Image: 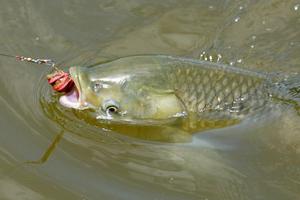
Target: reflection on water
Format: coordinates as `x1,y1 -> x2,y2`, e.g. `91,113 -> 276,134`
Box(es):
0,0 -> 300,199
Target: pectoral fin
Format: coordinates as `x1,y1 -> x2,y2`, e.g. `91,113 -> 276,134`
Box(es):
139,86 -> 187,119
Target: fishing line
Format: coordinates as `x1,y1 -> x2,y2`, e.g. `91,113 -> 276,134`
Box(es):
0,53 -> 15,58
0,52 -> 74,93
0,52 -> 58,69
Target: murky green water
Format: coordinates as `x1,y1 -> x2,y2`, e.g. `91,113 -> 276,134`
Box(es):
0,0 -> 300,199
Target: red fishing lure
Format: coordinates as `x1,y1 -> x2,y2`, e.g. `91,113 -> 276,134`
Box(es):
47,70 -> 74,93
7,54 -> 75,93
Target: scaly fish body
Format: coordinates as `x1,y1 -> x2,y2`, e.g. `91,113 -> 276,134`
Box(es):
164,58 -> 269,118
60,55 -> 283,133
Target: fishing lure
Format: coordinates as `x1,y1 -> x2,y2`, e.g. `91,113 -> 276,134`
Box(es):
0,53 -> 74,93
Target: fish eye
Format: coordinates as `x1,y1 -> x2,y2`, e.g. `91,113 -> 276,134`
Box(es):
106,105 -> 118,113
103,99 -> 120,114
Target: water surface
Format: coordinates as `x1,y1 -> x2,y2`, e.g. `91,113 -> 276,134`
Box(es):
0,0 -> 300,199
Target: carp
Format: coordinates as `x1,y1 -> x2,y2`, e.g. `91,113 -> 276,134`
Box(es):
58,55 -> 299,135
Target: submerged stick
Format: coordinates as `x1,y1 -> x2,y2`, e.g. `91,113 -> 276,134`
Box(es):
0,54 -> 72,164
25,130 -> 65,165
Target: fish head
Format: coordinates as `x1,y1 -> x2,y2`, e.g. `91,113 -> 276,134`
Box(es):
60,65 -> 186,124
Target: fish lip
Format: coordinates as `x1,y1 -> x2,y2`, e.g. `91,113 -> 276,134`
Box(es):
71,66 -> 90,109
59,66 -> 88,110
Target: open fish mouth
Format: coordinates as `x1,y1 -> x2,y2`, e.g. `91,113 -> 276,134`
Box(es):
59,87 -> 81,109
59,67 -> 87,110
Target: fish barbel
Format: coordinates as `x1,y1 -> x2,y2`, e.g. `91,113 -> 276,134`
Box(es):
59,55 -> 298,134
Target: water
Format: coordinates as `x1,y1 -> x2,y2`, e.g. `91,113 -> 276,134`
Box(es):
0,0 -> 300,199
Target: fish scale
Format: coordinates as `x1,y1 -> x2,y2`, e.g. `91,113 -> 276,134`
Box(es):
165,61 -> 268,119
